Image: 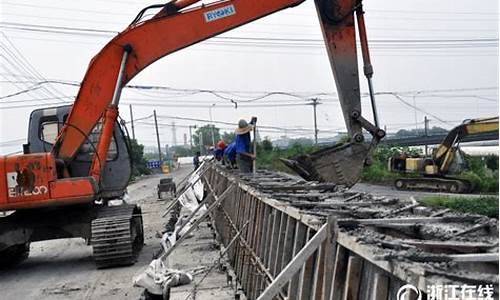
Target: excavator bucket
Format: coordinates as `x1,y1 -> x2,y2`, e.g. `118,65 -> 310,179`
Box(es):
280,142 -> 371,187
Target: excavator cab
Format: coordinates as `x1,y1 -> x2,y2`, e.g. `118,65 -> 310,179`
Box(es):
24,105 -> 132,200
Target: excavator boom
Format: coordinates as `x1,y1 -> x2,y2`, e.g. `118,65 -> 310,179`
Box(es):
53,0 -> 305,161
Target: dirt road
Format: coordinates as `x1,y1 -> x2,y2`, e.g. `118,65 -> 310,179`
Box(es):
0,166 -> 199,300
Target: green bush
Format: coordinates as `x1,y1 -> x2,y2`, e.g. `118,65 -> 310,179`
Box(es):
485,154 -> 499,171
256,141 -> 320,173
361,160 -> 399,183
420,196 -> 499,218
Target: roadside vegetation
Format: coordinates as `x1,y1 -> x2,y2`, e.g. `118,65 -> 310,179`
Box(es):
255,139 -> 320,172
129,138 -> 151,179
419,196 -> 499,218
361,146 -> 421,184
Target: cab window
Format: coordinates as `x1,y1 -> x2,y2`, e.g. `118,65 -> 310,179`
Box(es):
76,120 -> 118,162
40,121 -> 59,145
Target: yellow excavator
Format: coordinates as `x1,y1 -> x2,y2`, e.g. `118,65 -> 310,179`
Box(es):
388,117 -> 499,193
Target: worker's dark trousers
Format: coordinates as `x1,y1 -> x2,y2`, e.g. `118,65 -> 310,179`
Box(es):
236,154 -> 252,173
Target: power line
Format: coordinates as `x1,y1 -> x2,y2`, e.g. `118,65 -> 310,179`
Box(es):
2,2 -> 133,16
0,85 -> 43,100
1,21 -> 497,48
0,33 -> 69,103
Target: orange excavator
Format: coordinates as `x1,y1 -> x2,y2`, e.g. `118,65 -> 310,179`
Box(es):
0,0 -> 384,267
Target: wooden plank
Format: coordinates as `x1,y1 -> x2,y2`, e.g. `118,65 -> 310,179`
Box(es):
280,215 -> 297,296
256,223 -> 327,300
312,242 -> 325,300
397,239 -> 496,252
260,208 -> 275,293
251,196 -> 263,299
343,255 -> 363,300
290,201 -> 392,208
273,211 -> 288,276
449,253 -> 498,262
258,183 -> 338,191
272,192 -> 341,198
330,245 -> 348,300
322,215 -> 338,300
267,210 -> 282,276
256,204 -> 271,295
449,222 -> 489,238
372,272 -> 389,300
240,192 -> 252,291
379,203 -> 419,217
344,193 -> 362,202
231,187 -> 243,268
300,228 -> 317,300
244,195 -> 257,298
337,216 -> 479,227
288,221 -> 307,300
430,208 -> 450,217
357,261 -> 375,300
375,253 -> 499,263
250,198 -> 264,298
236,191 -> 250,282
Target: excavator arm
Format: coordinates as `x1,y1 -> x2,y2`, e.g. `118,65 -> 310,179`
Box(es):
52,0 -> 382,185
52,0 -> 308,161
434,116 -> 499,173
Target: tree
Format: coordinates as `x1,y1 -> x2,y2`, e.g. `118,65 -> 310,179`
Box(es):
395,126 -> 448,138
128,139 -> 151,177
168,145 -> 193,157
261,138 -> 273,151
192,124 -> 221,151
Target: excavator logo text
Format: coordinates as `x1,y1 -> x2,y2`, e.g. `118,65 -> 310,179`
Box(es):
204,5 -> 236,22
6,171 -> 48,198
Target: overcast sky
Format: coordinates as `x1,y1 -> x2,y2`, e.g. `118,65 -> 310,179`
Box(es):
0,0 -> 498,154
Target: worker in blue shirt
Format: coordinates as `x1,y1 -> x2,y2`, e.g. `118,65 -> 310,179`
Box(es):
223,141 -> 237,168
193,151 -> 200,170
234,119 -> 255,173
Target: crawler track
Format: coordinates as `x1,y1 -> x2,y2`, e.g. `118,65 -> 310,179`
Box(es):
394,177 -> 471,193
91,204 -> 144,268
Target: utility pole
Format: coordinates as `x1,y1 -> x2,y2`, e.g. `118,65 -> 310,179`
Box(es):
424,116 -> 430,156
153,110 -> 162,162
310,98 -> 320,144
199,132 -> 204,155
129,104 -> 135,140
412,92 -> 421,132
171,121 -> 177,146
189,125 -> 193,151
208,104 -> 216,146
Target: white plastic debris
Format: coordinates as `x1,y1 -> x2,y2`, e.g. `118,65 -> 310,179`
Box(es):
133,259 -> 193,296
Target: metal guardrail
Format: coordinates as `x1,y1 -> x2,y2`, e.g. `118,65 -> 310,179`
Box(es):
202,166 -> 414,300
164,162 -> 497,299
